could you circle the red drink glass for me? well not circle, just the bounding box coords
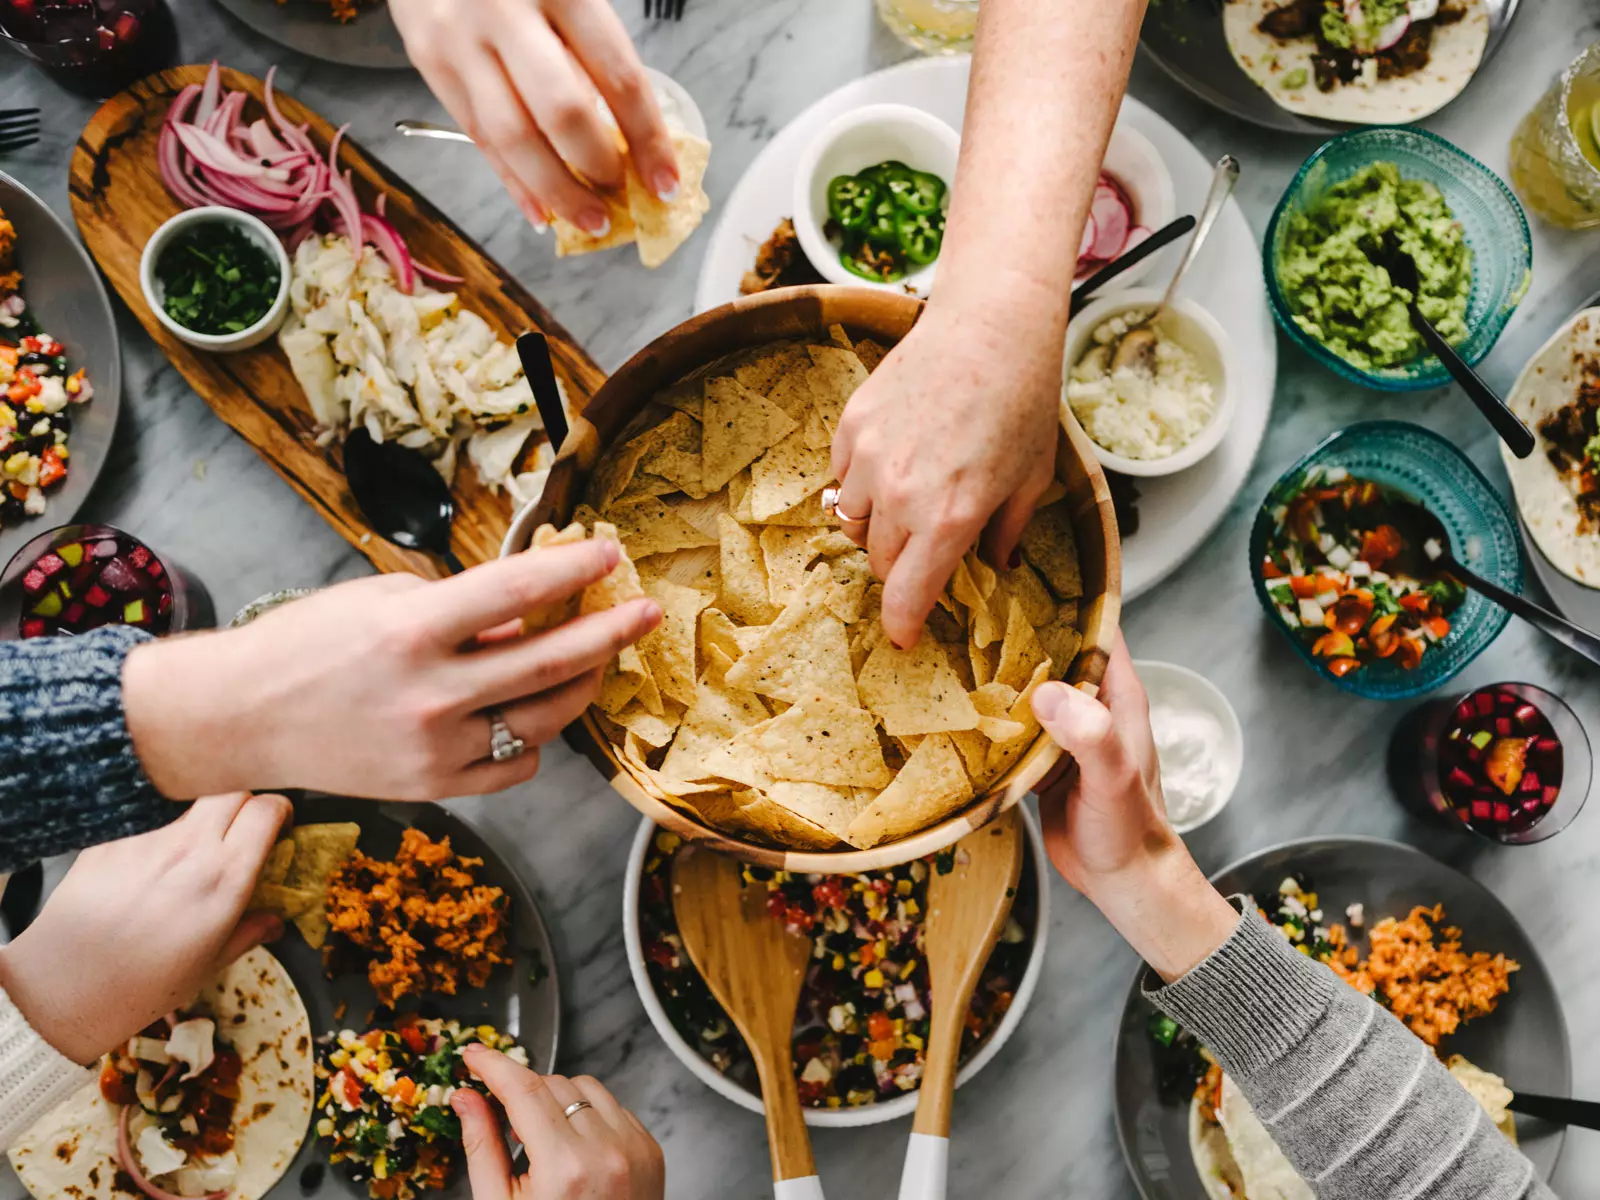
[0,0,177,98]
[0,522,212,639]
[1395,682,1592,845]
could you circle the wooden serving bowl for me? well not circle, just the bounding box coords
[505,286,1122,871]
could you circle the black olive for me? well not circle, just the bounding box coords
[838,1033,864,1059]
[51,412,69,434]
[17,352,50,369]
[388,1141,417,1171]
[298,1162,325,1192]
[1,496,25,520]
[338,1161,367,1184]
[836,1063,875,1094]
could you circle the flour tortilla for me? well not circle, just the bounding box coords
[8,948,314,1200]
[1222,0,1488,125]
[1188,1094,1248,1200]
[1502,308,1600,588]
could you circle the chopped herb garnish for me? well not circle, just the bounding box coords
[156,222,280,336]
[1148,1013,1180,1047]
[415,1106,461,1140]
[527,947,550,987]
[934,849,956,875]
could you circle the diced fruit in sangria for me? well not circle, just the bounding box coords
[57,542,83,567]
[90,539,117,559]
[157,591,171,616]
[60,601,84,626]
[1493,802,1511,823]
[1474,693,1496,716]
[1545,786,1561,806]
[1469,730,1493,750]
[1494,717,1512,736]
[21,568,46,594]
[97,556,139,592]
[31,591,62,618]
[1523,798,1543,813]
[36,552,65,578]
[19,618,45,639]
[1455,701,1475,723]
[1520,771,1541,795]
[85,584,109,608]
[128,545,151,569]
[1471,799,1491,821]
[1535,738,1560,757]
[1446,767,1475,791]
[1514,704,1540,729]
[123,598,148,625]
[146,557,164,580]
[1484,738,1528,795]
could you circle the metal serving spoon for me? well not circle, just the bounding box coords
[342,427,465,575]
[1370,242,1535,459]
[395,119,475,145]
[1106,154,1240,373]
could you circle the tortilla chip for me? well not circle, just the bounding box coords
[716,513,780,625]
[823,551,873,624]
[586,435,653,511]
[970,682,1026,741]
[251,882,319,921]
[599,643,649,714]
[723,788,841,850]
[854,339,888,372]
[760,490,832,526]
[655,378,704,420]
[635,411,706,497]
[606,495,717,559]
[725,569,859,707]
[995,595,1049,692]
[751,428,834,520]
[701,378,799,491]
[948,729,991,782]
[628,131,712,269]
[699,607,745,662]
[1000,561,1056,629]
[283,822,361,948]
[760,526,818,608]
[734,344,809,397]
[807,531,859,558]
[640,578,714,708]
[969,637,997,688]
[952,557,1003,648]
[259,838,294,886]
[857,639,980,735]
[845,734,973,848]
[580,522,647,614]
[767,780,871,843]
[1019,501,1083,599]
[825,324,853,351]
[660,658,771,783]
[552,191,636,259]
[614,469,680,505]
[716,697,891,788]
[765,366,815,421]
[612,700,682,748]
[1036,611,1083,679]
[984,661,1052,779]
[802,345,868,446]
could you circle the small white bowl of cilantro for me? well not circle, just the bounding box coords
[140,206,291,353]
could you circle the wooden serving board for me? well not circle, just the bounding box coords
[68,65,606,577]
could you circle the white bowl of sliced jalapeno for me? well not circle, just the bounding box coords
[793,103,960,297]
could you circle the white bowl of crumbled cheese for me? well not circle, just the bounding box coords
[1135,659,1243,834]
[1061,289,1236,478]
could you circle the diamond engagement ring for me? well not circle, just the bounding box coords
[821,485,870,526]
[486,709,526,763]
[562,1100,593,1120]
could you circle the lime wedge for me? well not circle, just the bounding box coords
[1583,98,1600,172]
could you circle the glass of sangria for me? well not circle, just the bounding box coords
[0,0,177,98]
[1397,682,1591,845]
[0,522,211,640]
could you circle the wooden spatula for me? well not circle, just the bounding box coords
[898,810,1025,1200]
[673,847,825,1200]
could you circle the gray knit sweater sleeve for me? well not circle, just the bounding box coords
[0,627,173,873]
[1146,902,1550,1200]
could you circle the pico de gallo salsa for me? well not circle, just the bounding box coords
[1259,466,1466,677]
[638,831,1035,1108]
[313,1017,526,1200]
[0,204,94,530]
[98,1011,245,1198]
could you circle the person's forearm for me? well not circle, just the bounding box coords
[1086,839,1241,983]
[934,0,1147,342]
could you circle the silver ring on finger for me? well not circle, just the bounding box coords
[562,1100,593,1121]
[821,485,871,528]
[486,707,527,763]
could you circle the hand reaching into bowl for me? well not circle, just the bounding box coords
[454,1045,664,1200]
[390,0,678,236]
[0,792,290,1067]
[124,542,661,803]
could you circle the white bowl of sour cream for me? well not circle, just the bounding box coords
[1135,660,1243,834]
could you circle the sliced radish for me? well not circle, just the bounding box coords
[1373,14,1410,49]
[1078,213,1098,262]
[1123,225,1152,250]
[1089,188,1130,260]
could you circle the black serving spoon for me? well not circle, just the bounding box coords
[1509,1091,1600,1131]
[342,427,465,574]
[1371,242,1536,459]
[516,331,569,452]
[1070,214,1197,318]
[1389,496,1600,667]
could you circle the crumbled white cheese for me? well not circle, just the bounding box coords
[800,1057,833,1084]
[136,1125,187,1178]
[1346,902,1366,928]
[1066,310,1216,460]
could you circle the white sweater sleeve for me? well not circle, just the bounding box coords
[0,982,93,1150]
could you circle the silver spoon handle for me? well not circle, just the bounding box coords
[395,120,475,144]
[1155,154,1240,315]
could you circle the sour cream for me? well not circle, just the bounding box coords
[1136,661,1243,833]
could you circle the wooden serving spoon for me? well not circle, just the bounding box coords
[898,810,1026,1200]
[673,847,824,1200]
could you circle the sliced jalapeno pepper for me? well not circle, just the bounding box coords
[827,175,881,232]
[897,170,946,216]
[894,208,944,266]
[839,239,906,284]
[858,159,911,185]
[865,194,902,248]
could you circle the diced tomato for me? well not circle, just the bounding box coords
[334,1067,364,1108]
[99,1060,137,1106]
[798,1079,828,1106]
[1399,591,1433,613]
[1425,616,1451,640]
[398,1022,430,1054]
[645,941,675,968]
[1359,525,1403,569]
[867,1012,895,1042]
[1260,559,1285,580]
[1331,592,1374,636]
[37,446,65,488]
[1289,575,1317,599]
[868,1038,898,1061]
[1370,628,1399,658]
[1326,657,1363,678]
[7,368,40,403]
[766,892,789,920]
[393,1076,418,1106]
[1311,632,1354,659]
[1395,637,1425,670]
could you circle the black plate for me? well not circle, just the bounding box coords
[0,171,123,572]
[210,0,412,71]
[274,795,559,1199]
[1112,836,1568,1199]
[1139,0,1524,135]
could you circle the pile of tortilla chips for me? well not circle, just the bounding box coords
[248,822,361,948]
[550,131,712,269]
[526,329,1085,851]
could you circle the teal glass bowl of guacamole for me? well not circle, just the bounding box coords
[1265,129,1532,392]
[1249,421,1522,702]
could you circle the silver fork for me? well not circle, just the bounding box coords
[0,108,41,156]
[644,0,686,19]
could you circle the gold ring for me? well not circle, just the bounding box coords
[562,1100,593,1120]
[821,485,871,526]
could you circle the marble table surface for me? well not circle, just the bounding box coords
[5,0,1600,1195]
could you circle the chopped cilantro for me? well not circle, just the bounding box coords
[418,1044,458,1088]
[934,849,955,875]
[1421,576,1466,611]
[415,1105,461,1141]
[155,222,280,336]
[1370,580,1402,617]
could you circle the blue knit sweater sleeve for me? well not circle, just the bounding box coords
[0,627,174,872]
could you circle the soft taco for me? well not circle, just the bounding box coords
[8,948,314,1200]
[1502,308,1600,589]
[1223,0,1489,125]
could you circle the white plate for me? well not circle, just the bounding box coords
[695,56,1276,601]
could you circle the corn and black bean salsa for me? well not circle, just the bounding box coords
[313,1017,525,1200]
[639,831,1036,1108]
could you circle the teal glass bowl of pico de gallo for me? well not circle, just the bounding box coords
[1249,421,1522,701]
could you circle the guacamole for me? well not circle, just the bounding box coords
[1277,161,1472,373]
[1320,0,1411,55]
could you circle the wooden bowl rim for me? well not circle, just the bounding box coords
[513,284,1122,870]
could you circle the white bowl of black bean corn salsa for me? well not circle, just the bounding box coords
[623,807,1050,1128]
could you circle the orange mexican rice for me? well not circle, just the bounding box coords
[323,827,513,1008]
[278,0,379,23]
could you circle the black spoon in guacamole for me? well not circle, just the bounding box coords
[1373,243,1535,459]
[1393,496,1600,667]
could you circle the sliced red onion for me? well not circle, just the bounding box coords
[195,166,299,213]
[115,1106,228,1200]
[1373,14,1411,49]
[362,213,415,293]
[286,218,319,252]
[194,61,222,127]
[173,124,289,182]
[247,118,288,161]
[1089,186,1130,260]
[375,192,386,218]
[415,262,465,286]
